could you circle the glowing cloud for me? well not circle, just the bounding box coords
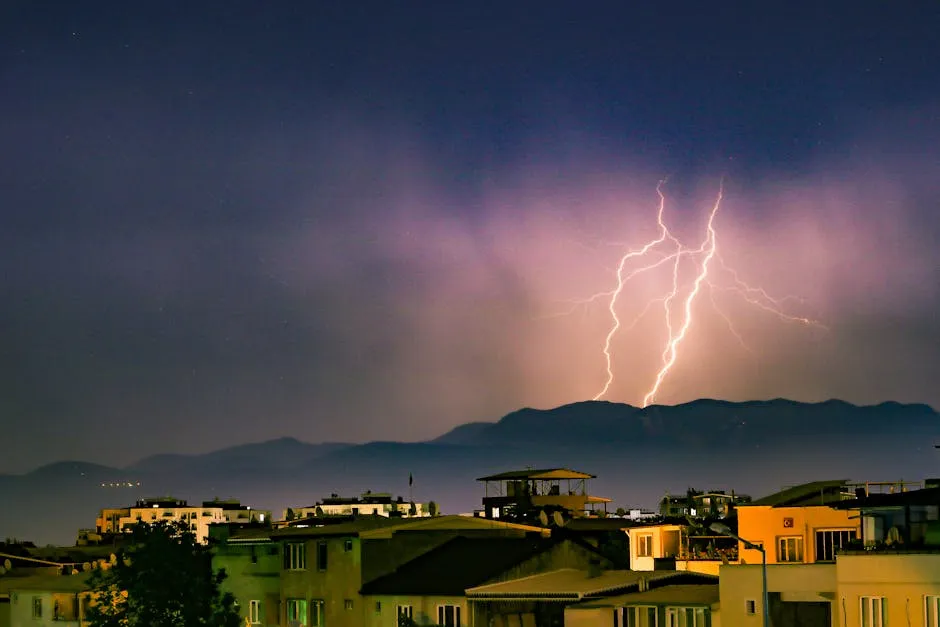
[561,180,827,406]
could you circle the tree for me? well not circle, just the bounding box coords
[85,520,241,627]
[285,508,296,521]
[428,501,439,517]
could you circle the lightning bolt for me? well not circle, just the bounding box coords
[563,179,824,407]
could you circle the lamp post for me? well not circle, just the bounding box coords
[710,522,769,627]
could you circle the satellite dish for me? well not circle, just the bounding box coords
[538,510,549,527]
[0,566,7,575]
[552,511,567,527]
[3,559,11,570]
[71,569,79,576]
[82,562,91,572]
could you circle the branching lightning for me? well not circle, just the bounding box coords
[559,179,825,407]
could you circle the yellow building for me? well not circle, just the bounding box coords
[627,523,735,576]
[718,563,836,627]
[734,480,860,565]
[567,584,721,627]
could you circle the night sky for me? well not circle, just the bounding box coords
[2,2,939,472]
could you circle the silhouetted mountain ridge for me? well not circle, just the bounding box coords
[2,398,937,544]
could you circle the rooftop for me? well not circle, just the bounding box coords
[465,568,706,601]
[0,572,94,594]
[477,468,596,482]
[831,486,940,510]
[360,536,560,596]
[745,480,851,508]
[574,584,720,609]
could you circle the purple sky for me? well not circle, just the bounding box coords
[1,2,938,472]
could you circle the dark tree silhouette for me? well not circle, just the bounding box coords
[85,520,241,627]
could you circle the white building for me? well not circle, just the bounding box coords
[285,491,431,520]
[97,497,225,543]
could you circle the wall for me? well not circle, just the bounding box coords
[736,506,859,565]
[281,535,365,627]
[7,590,84,627]
[362,594,466,627]
[718,563,836,627]
[214,541,282,627]
[837,553,940,627]
[564,606,615,627]
[676,560,722,576]
[628,525,685,571]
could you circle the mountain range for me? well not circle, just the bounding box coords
[2,398,938,545]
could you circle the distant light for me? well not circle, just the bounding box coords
[259,514,265,522]
[152,504,158,508]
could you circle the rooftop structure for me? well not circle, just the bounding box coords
[477,467,610,523]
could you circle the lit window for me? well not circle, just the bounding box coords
[624,605,657,627]
[777,536,804,562]
[286,599,307,626]
[438,604,461,627]
[926,595,940,627]
[636,534,653,557]
[248,600,261,624]
[860,597,885,627]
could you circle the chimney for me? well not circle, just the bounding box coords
[587,558,603,579]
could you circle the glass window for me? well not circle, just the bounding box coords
[287,599,307,627]
[317,541,328,571]
[438,604,461,627]
[860,596,885,627]
[284,543,306,570]
[624,606,658,627]
[665,607,705,627]
[777,536,804,562]
[815,529,857,561]
[637,534,654,557]
[248,600,261,624]
[926,596,940,627]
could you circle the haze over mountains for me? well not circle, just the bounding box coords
[2,399,937,545]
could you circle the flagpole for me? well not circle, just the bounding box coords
[409,473,414,508]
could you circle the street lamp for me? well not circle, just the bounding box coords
[710,522,769,627]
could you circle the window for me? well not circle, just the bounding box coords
[311,600,325,627]
[860,596,885,627]
[777,536,804,562]
[345,599,354,610]
[665,607,705,627]
[438,604,461,627]
[927,596,940,627]
[815,529,856,561]
[624,606,658,627]
[745,600,757,616]
[31,597,42,619]
[284,542,306,570]
[344,538,353,552]
[248,600,261,624]
[636,534,653,557]
[286,599,307,626]
[317,541,328,571]
[375,601,382,614]
[53,599,61,620]
[398,605,414,625]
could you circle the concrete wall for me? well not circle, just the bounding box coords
[214,541,281,627]
[837,553,940,627]
[362,594,466,627]
[718,563,836,627]
[628,525,685,571]
[736,506,859,565]
[564,606,614,627]
[281,536,364,627]
[6,590,84,627]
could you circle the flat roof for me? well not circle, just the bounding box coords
[465,569,685,601]
[573,585,719,609]
[0,572,94,594]
[477,469,596,482]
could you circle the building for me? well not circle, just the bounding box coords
[733,480,861,565]
[477,468,611,523]
[0,572,93,627]
[202,498,273,524]
[659,489,751,518]
[216,514,553,627]
[467,568,718,627]
[285,491,430,520]
[716,479,933,627]
[96,497,226,543]
[567,584,720,627]
[359,536,612,627]
[627,523,737,576]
